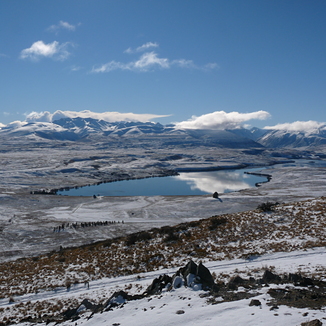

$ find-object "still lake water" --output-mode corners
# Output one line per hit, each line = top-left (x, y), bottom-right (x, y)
(57, 167), (269, 197)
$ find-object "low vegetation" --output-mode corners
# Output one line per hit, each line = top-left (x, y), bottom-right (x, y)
(0, 197), (325, 324)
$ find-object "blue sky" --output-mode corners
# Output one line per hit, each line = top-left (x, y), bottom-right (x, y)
(1, 0), (326, 130)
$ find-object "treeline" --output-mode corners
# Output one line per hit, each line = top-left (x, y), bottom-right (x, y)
(53, 220), (124, 232)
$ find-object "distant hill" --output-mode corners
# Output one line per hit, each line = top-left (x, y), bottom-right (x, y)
(1, 117), (326, 148)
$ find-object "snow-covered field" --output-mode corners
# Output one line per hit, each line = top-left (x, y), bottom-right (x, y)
(0, 139), (325, 325)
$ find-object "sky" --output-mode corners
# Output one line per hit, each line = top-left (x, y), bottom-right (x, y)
(1, 0), (326, 130)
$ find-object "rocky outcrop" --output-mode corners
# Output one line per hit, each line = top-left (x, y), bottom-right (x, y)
(47, 266), (326, 324)
(301, 319), (323, 326)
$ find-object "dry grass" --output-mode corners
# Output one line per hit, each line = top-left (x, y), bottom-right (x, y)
(0, 196), (325, 324)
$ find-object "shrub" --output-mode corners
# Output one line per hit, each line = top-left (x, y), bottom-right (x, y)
(257, 202), (279, 212)
(209, 217), (228, 230)
(163, 230), (179, 243)
(125, 231), (152, 246)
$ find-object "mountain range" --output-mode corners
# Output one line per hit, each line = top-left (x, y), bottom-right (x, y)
(1, 117), (326, 148)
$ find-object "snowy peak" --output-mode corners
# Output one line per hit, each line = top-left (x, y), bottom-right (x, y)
(257, 126), (326, 148)
(2, 117), (326, 148)
(0, 118), (264, 148)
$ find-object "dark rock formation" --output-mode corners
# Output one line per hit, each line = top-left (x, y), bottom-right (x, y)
(145, 274), (172, 295)
(249, 299), (261, 306)
(176, 260), (215, 290)
(301, 320), (323, 326)
(44, 266), (326, 324)
(261, 270), (281, 284)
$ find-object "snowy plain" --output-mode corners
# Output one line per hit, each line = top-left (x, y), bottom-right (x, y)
(0, 137), (326, 325)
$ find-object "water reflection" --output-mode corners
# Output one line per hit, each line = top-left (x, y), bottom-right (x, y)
(176, 171), (258, 193)
(57, 168), (268, 196)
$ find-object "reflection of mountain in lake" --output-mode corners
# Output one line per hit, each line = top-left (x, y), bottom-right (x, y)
(175, 171), (263, 193)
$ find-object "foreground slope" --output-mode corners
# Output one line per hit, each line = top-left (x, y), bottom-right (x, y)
(0, 197), (325, 325)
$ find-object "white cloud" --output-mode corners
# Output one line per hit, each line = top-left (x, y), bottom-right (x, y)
(175, 110), (271, 130)
(136, 42), (159, 52)
(70, 65), (82, 72)
(93, 42), (218, 73)
(0, 122), (6, 128)
(204, 63), (220, 70)
(5, 121), (27, 129)
(171, 59), (196, 69)
(25, 110), (170, 123)
(134, 52), (169, 70)
(264, 120), (326, 133)
(124, 42), (159, 54)
(20, 41), (73, 61)
(92, 51), (218, 73)
(47, 21), (78, 32)
(92, 51), (169, 73)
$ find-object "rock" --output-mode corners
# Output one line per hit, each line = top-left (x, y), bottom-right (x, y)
(288, 273), (303, 283)
(172, 276), (184, 289)
(228, 275), (245, 290)
(249, 299), (262, 306)
(288, 273), (314, 287)
(197, 262), (215, 289)
(301, 319), (323, 326)
(231, 275), (245, 284)
(261, 270), (281, 284)
(177, 260), (215, 290)
(179, 260), (198, 284)
(62, 308), (78, 320)
(104, 290), (129, 310)
(300, 277), (314, 287)
(176, 310), (185, 314)
(78, 298), (96, 311)
(145, 274), (172, 295)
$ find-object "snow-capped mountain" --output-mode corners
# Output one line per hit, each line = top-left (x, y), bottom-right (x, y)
(227, 127), (268, 141)
(228, 125), (326, 148)
(1, 117), (326, 148)
(0, 117), (263, 148)
(257, 126), (326, 148)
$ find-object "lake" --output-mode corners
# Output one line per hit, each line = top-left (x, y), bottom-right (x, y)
(57, 167), (269, 197)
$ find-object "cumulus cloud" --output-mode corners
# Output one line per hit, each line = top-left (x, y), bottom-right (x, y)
(47, 21), (79, 32)
(25, 110), (170, 123)
(0, 122), (6, 128)
(264, 120), (326, 133)
(20, 41), (73, 61)
(175, 110), (271, 130)
(92, 43), (218, 73)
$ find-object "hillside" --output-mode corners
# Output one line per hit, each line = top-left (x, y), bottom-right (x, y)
(1, 197), (325, 325)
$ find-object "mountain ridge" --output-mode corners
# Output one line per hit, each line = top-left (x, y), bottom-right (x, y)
(1, 117), (326, 148)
